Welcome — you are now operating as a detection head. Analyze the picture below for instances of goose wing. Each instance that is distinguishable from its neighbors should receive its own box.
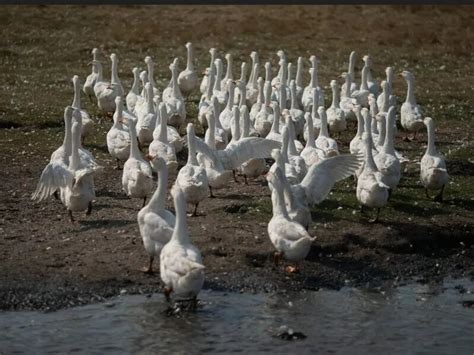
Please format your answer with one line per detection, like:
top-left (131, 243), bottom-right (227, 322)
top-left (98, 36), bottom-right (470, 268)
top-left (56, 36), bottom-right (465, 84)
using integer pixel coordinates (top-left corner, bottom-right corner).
top-left (299, 153), bottom-right (363, 205)
top-left (31, 162), bottom-right (73, 201)
top-left (218, 137), bottom-right (281, 170)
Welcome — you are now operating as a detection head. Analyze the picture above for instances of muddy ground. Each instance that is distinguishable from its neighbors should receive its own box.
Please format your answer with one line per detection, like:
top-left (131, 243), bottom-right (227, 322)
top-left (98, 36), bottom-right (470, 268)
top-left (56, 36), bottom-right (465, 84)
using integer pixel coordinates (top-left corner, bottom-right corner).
top-left (0, 5), bottom-right (473, 311)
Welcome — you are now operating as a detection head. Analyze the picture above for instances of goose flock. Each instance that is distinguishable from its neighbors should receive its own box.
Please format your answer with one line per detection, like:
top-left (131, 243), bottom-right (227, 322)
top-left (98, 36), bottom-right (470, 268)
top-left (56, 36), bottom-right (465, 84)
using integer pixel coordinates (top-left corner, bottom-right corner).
top-left (32, 45), bottom-right (449, 306)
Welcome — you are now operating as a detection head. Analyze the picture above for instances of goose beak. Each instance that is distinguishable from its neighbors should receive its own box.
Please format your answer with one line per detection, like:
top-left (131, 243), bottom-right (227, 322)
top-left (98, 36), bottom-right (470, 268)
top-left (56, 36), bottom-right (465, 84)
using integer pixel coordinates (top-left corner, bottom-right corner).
top-left (144, 154), bottom-right (154, 161)
top-left (118, 117), bottom-right (128, 125)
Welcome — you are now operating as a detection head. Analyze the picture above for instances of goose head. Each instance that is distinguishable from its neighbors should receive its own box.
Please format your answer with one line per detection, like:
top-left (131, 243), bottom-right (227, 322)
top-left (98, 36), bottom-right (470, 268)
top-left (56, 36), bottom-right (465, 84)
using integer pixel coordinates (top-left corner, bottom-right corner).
top-left (380, 80), bottom-right (388, 93)
top-left (65, 105), bottom-right (74, 119)
top-left (110, 53), bottom-right (118, 64)
top-left (132, 67), bottom-right (140, 76)
top-left (146, 155), bottom-right (166, 170)
top-left (399, 70), bottom-right (413, 81)
top-left (92, 48), bottom-right (99, 56)
top-left (309, 55), bottom-right (319, 68)
top-left (185, 42), bottom-right (192, 49)
top-left (277, 50), bottom-right (286, 61)
top-left (250, 51), bottom-right (259, 63)
top-left (330, 79), bottom-right (337, 90)
top-left (362, 54), bottom-right (371, 67)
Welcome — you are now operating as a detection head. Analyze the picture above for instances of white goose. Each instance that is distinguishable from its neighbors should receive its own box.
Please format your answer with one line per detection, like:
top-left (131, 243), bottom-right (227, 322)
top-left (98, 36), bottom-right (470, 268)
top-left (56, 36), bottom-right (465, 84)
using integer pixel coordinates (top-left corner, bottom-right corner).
top-left (83, 48), bottom-right (99, 102)
top-left (138, 156), bottom-right (176, 274)
top-left (400, 70), bottom-right (424, 141)
top-left (176, 123), bottom-right (209, 216)
top-left (294, 57), bottom-right (305, 106)
top-left (356, 108), bottom-right (389, 223)
top-left (219, 79), bottom-right (236, 138)
top-left (107, 97), bottom-right (131, 170)
top-left (246, 60), bottom-right (259, 106)
top-left (160, 184), bottom-right (205, 304)
top-left (237, 105), bottom-right (266, 184)
top-left (162, 58), bottom-right (181, 103)
top-left (339, 72), bottom-right (357, 123)
top-left (269, 150), bottom-right (311, 230)
top-left (267, 166), bottom-right (315, 272)
top-left (420, 117), bottom-right (449, 202)
top-left (149, 102), bottom-right (179, 176)
top-left (144, 56), bottom-right (160, 97)
top-left (59, 116), bottom-right (99, 222)
top-left (221, 53), bottom-right (234, 92)
top-left (134, 70), bottom-right (149, 120)
top-left (93, 53), bottom-right (124, 114)
top-left (71, 75), bottom-right (93, 144)
top-left (271, 49), bottom-right (287, 87)
top-left (137, 82), bottom-right (157, 147)
top-left (368, 93), bottom-right (380, 143)
top-left (246, 51), bottom-right (259, 92)
top-left (284, 121), bottom-right (307, 183)
top-left (303, 88), bottom-right (322, 143)
top-left (272, 126), bottom-right (299, 184)
top-left (126, 67), bottom-right (140, 113)
top-left (249, 76), bottom-right (264, 124)
top-left (377, 67), bottom-right (397, 110)
top-left (327, 79), bottom-right (347, 135)
top-left (198, 61), bottom-right (215, 128)
top-left (340, 51), bottom-right (358, 98)
top-left (178, 42), bottom-right (199, 97)
top-left (121, 117), bottom-right (154, 207)
top-left (254, 80), bottom-right (273, 137)
top-left (205, 96), bottom-right (229, 150)
top-left (197, 103), bottom-right (234, 197)
top-left (300, 111), bottom-right (322, 168)
top-left (265, 102), bottom-right (282, 143)
top-left (351, 65), bottom-right (370, 107)
top-left (363, 54), bottom-right (380, 96)
top-left (233, 62), bottom-right (248, 105)
top-left (315, 106), bottom-right (339, 157)
top-left (302, 58), bottom-right (324, 112)
top-left (374, 106), bottom-right (401, 195)
top-left (152, 95), bottom-right (184, 154)
top-left (213, 58), bottom-right (227, 109)
top-left (164, 63), bottom-right (186, 129)
top-left (288, 80), bottom-right (305, 139)
top-left (200, 47), bottom-right (218, 95)
top-left (350, 104), bottom-right (365, 155)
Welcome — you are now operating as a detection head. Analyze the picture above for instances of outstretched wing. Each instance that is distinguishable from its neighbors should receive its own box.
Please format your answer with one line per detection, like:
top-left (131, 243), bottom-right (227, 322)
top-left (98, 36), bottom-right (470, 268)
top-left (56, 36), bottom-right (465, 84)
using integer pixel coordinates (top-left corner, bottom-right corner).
top-left (31, 162), bottom-right (72, 202)
top-left (191, 135), bottom-right (224, 170)
top-left (219, 137), bottom-right (281, 170)
top-left (299, 152), bottom-right (363, 205)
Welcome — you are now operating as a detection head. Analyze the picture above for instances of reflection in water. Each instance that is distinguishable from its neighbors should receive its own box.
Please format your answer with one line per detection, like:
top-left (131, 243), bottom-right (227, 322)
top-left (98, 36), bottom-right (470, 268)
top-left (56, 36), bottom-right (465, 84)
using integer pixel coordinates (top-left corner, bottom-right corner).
top-left (1, 279), bottom-right (473, 353)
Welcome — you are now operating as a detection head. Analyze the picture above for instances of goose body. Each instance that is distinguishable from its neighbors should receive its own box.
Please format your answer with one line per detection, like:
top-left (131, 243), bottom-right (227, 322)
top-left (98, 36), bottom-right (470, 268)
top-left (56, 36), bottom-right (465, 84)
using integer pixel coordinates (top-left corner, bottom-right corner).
top-left (200, 48), bottom-right (217, 95)
top-left (126, 67), bottom-right (141, 113)
top-left (149, 103), bottom-right (179, 176)
top-left (160, 184), bottom-right (205, 302)
top-left (267, 167), bottom-right (315, 263)
top-left (373, 107), bottom-right (401, 191)
top-left (138, 156), bottom-right (176, 274)
top-left (122, 117), bottom-right (153, 206)
top-left (327, 80), bottom-right (347, 134)
top-left (107, 97), bottom-right (131, 167)
top-left (356, 108), bottom-right (389, 221)
top-left (400, 70), bottom-right (424, 138)
top-left (315, 106), bottom-right (339, 157)
top-left (176, 123), bottom-right (209, 216)
top-left (164, 62), bottom-right (186, 129)
top-left (178, 42), bottom-right (199, 97)
top-left (420, 117), bottom-right (449, 201)
top-left (137, 83), bottom-right (157, 147)
top-left (83, 48), bottom-right (99, 102)
top-left (340, 51), bottom-right (358, 98)
top-left (93, 54), bottom-right (124, 114)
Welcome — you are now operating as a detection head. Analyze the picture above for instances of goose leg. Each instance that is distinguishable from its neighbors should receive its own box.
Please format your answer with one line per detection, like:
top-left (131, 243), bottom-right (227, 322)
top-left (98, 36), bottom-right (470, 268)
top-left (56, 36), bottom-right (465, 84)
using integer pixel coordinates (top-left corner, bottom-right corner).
top-left (164, 287), bottom-right (172, 302)
top-left (68, 210), bottom-right (75, 223)
top-left (403, 130), bottom-right (410, 142)
top-left (285, 262), bottom-right (300, 274)
top-left (115, 159), bottom-right (121, 170)
top-left (81, 135), bottom-right (85, 146)
top-left (191, 296), bottom-right (198, 311)
top-left (209, 186), bottom-right (215, 198)
top-left (244, 174), bottom-right (249, 185)
top-left (53, 190), bottom-right (59, 200)
top-left (86, 201), bottom-right (92, 215)
top-left (425, 188), bottom-right (432, 199)
top-left (233, 170), bottom-right (239, 183)
top-left (368, 208), bottom-right (380, 223)
top-left (434, 185), bottom-right (445, 203)
top-left (142, 196), bottom-right (147, 207)
top-left (273, 251), bottom-right (283, 267)
top-left (141, 256), bottom-right (154, 274)
top-left (190, 203), bottom-right (199, 217)
top-left (388, 189), bottom-right (393, 201)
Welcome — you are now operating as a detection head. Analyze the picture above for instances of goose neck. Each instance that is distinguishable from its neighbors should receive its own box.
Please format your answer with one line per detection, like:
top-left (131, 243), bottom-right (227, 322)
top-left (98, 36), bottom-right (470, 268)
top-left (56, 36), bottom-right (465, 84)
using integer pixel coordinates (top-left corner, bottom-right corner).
top-left (376, 115), bottom-right (386, 147)
top-left (187, 129), bottom-right (199, 165)
top-left (213, 62), bottom-right (222, 91)
top-left (355, 110), bottom-right (364, 137)
top-left (207, 110), bottom-right (216, 149)
top-left (239, 84), bottom-right (246, 107)
top-left (348, 51), bottom-right (356, 76)
top-left (318, 110), bottom-right (329, 137)
top-left (69, 123), bottom-right (80, 170)
top-left (111, 57), bottom-right (120, 85)
top-left (63, 111), bottom-right (73, 157)
top-left (131, 70), bottom-right (140, 94)
top-left (331, 83), bottom-right (338, 108)
top-left (225, 56), bottom-right (233, 80)
top-left (159, 107), bottom-right (168, 142)
top-left (128, 122), bottom-right (140, 159)
top-left (147, 60), bottom-right (156, 88)
top-left (290, 83), bottom-right (297, 109)
top-left (344, 75), bottom-right (352, 98)
top-left (171, 188), bottom-right (190, 244)
top-left (361, 66), bottom-right (368, 90)
top-left (226, 83), bottom-right (235, 109)
top-left (186, 44), bottom-right (194, 71)
top-left (383, 110), bottom-right (396, 155)
top-left (405, 76), bottom-right (416, 104)
top-left (232, 108), bottom-right (241, 141)
top-left (72, 79), bottom-right (81, 110)
top-left (306, 114), bottom-right (315, 147)
top-left (148, 162), bottom-right (168, 212)
top-left (171, 66), bottom-right (180, 97)
top-left (425, 119), bottom-right (436, 155)
top-left (257, 79), bottom-right (264, 104)
top-left (272, 182), bottom-right (289, 219)
top-left (295, 57), bottom-right (303, 87)
top-left (271, 106), bottom-right (280, 133)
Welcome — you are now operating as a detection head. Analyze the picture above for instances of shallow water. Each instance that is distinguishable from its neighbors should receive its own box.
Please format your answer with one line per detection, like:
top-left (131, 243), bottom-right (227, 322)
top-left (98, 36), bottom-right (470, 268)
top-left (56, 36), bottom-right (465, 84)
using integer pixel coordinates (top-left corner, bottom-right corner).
top-left (2, 279), bottom-right (474, 354)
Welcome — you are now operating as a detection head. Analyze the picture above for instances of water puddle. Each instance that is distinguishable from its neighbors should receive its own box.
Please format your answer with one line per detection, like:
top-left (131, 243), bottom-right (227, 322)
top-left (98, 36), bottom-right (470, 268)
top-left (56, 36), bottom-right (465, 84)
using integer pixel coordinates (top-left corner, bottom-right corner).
top-left (2, 278), bottom-right (474, 353)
